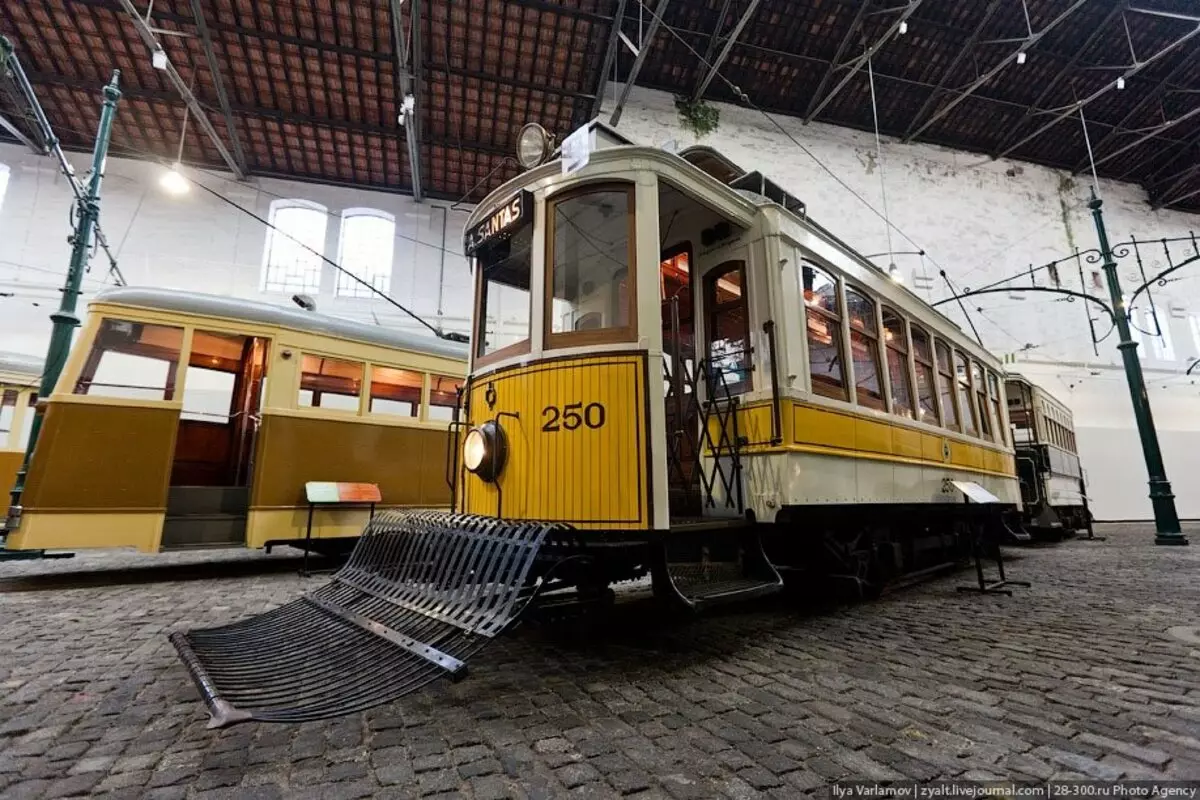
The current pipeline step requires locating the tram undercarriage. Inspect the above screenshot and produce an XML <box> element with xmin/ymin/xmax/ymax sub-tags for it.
<box><xmin>171</xmin><ymin>500</ymin><xmax>1003</xmax><ymax>728</ymax></box>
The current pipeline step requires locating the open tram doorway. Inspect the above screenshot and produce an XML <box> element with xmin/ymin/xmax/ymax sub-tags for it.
<box><xmin>162</xmin><ymin>331</ymin><xmax>269</xmax><ymax>549</ymax></box>
<box><xmin>658</xmin><ymin>180</ymin><xmax>751</xmax><ymax>522</ymax></box>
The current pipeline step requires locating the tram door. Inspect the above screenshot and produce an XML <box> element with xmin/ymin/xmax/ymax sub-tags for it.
<box><xmin>661</xmin><ymin>246</ymin><xmax>703</xmax><ymax>519</ymax></box>
<box><xmin>161</xmin><ymin>332</ymin><xmax>269</xmax><ymax>549</ymax></box>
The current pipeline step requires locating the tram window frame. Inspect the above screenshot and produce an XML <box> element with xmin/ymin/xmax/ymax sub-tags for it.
<box><xmin>543</xmin><ymin>181</ymin><xmax>639</xmax><ymax>351</ymax></box>
<box><xmin>845</xmin><ymin>286</ymin><xmax>885</xmax><ymax>410</ymax></box>
<box><xmin>73</xmin><ymin>318</ymin><xmax>185</xmax><ymax>402</ymax></box>
<box><xmin>911</xmin><ymin>325</ymin><xmax>940</xmax><ymax>426</ymax></box>
<box><xmin>934</xmin><ymin>340</ymin><xmax>959</xmax><ymax>431</ymax></box>
<box><xmin>801</xmin><ymin>261</ymin><xmax>849</xmax><ymax>402</ymax></box>
<box><xmin>368</xmin><ymin>365</ymin><xmax>424</xmax><ymax>418</ymax></box>
<box><xmin>987</xmin><ymin>371</ymin><xmax>1006</xmax><ymax>446</ymax></box>
<box><xmin>954</xmin><ymin>350</ymin><xmax>979</xmax><ymax>437</ymax></box>
<box><xmin>971</xmin><ymin>360</ymin><xmax>992</xmax><ymax>440</ymax></box>
<box><xmin>704</xmin><ymin>261</ymin><xmax>753</xmax><ymax>395</ymax></box>
<box><xmin>297</xmin><ymin>354</ymin><xmax>364</xmax><ymax>413</ymax></box>
<box><xmin>427</xmin><ymin>374</ymin><xmax>461</xmax><ymax>421</ymax></box>
<box><xmin>881</xmin><ymin>307</ymin><xmax>914</xmax><ymax>419</ymax></box>
<box><xmin>472</xmin><ymin>222</ymin><xmax>534</xmax><ymax>369</ymax></box>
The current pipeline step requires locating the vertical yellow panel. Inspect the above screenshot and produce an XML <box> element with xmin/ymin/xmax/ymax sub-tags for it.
<box><xmin>854</xmin><ymin>418</ymin><xmax>892</xmax><ymax>455</ymax></box>
<box><xmin>891</xmin><ymin>426</ymin><xmax>922</xmax><ymax>459</ymax></box>
<box><xmin>794</xmin><ymin>405</ymin><xmax>856</xmax><ymax>449</ymax></box>
<box><xmin>462</xmin><ymin>354</ymin><xmax>649</xmax><ymax>529</ymax></box>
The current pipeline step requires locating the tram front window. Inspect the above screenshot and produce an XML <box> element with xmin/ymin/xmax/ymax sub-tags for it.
<box><xmin>475</xmin><ymin>224</ymin><xmax>533</xmax><ymax>361</ymax></box>
<box><xmin>547</xmin><ymin>184</ymin><xmax>636</xmax><ymax>345</ymax></box>
<box><xmin>74</xmin><ymin>318</ymin><xmax>184</xmax><ymax>401</ymax></box>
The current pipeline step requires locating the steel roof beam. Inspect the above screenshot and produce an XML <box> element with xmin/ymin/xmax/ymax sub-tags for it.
<box><xmin>591</xmin><ymin>0</ymin><xmax>628</xmax><ymax>119</ymax></box>
<box><xmin>801</xmin><ymin>0</ymin><xmax>871</xmax><ymax>123</ymax></box>
<box><xmin>1071</xmin><ymin>48</ymin><xmax>1199</xmax><ymax>173</ymax></box>
<box><xmin>803</xmin><ymin>0</ymin><xmax>923</xmax><ymax>125</ymax></box>
<box><xmin>692</xmin><ymin>0</ymin><xmax>761</xmax><ymax>102</ymax></box>
<box><xmin>390</xmin><ymin>0</ymin><xmax>422</xmax><ymax>200</ymax></box>
<box><xmin>989</xmin><ymin>1</ymin><xmax>1129</xmax><ymax>157</ymax></box>
<box><xmin>610</xmin><ymin>0</ymin><xmax>670</xmax><ymax>127</ymax></box>
<box><xmin>905</xmin><ymin>0</ymin><xmax>1089</xmax><ymax>144</ymax></box>
<box><xmin>1155</xmin><ymin>181</ymin><xmax>1200</xmax><ymax>209</ymax></box>
<box><xmin>116</xmin><ymin>0</ymin><xmax>245</xmax><ymax>179</ymax></box>
<box><xmin>901</xmin><ymin>0</ymin><xmax>1002</xmax><ymax>142</ymax></box>
<box><xmin>0</xmin><ymin>111</ymin><xmax>44</xmax><ymax>153</ymax></box>
<box><xmin>187</xmin><ymin>0</ymin><xmax>247</xmax><ymax>177</ymax></box>
<box><xmin>994</xmin><ymin>9</ymin><xmax>1200</xmax><ymax>161</ymax></box>
<box><xmin>1084</xmin><ymin>104</ymin><xmax>1200</xmax><ymax>173</ymax></box>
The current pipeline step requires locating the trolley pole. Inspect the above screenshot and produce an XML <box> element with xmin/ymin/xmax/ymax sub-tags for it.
<box><xmin>4</xmin><ymin>71</ymin><xmax>122</xmax><ymax>534</ymax></box>
<box><xmin>1088</xmin><ymin>189</ymin><xmax>1187</xmax><ymax>546</ymax></box>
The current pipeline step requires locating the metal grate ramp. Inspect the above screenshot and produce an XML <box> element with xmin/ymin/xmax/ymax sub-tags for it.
<box><xmin>169</xmin><ymin>511</ymin><xmax>557</xmax><ymax>728</ymax></box>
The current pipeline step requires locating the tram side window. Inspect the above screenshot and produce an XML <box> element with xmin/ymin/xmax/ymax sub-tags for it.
<box><xmin>74</xmin><ymin>318</ymin><xmax>184</xmax><ymax>401</ymax></box>
<box><xmin>955</xmin><ymin>351</ymin><xmax>978</xmax><ymax>436</ymax></box>
<box><xmin>369</xmin><ymin>366</ymin><xmax>423</xmax><ymax>417</ymax></box>
<box><xmin>987</xmin><ymin>371</ymin><xmax>1006</xmax><ymax>445</ymax></box>
<box><xmin>846</xmin><ymin>288</ymin><xmax>884</xmax><ymax>410</ymax></box>
<box><xmin>911</xmin><ymin>326</ymin><xmax>939</xmax><ymax>425</ymax></box>
<box><xmin>475</xmin><ymin>224</ymin><xmax>533</xmax><ymax>361</ymax></box>
<box><xmin>0</xmin><ymin>390</ymin><xmax>15</xmax><ymax>445</ymax></box>
<box><xmin>801</xmin><ymin>262</ymin><xmax>848</xmax><ymax>401</ymax></box>
<box><xmin>181</xmin><ymin>330</ymin><xmax>248</xmax><ymax>423</ymax></box>
<box><xmin>971</xmin><ymin>361</ymin><xmax>991</xmax><ymax>439</ymax></box>
<box><xmin>934</xmin><ymin>341</ymin><xmax>959</xmax><ymax>431</ymax></box>
<box><xmin>427</xmin><ymin>374</ymin><xmax>461</xmax><ymax>421</ymax></box>
<box><xmin>882</xmin><ymin>308</ymin><xmax>914</xmax><ymax>419</ymax></box>
<box><xmin>546</xmin><ymin>184</ymin><xmax>636</xmax><ymax>344</ymax></box>
<box><xmin>298</xmin><ymin>354</ymin><xmax>363</xmax><ymax>411</ymax></box>
<box><xmin>705</xmin><ymin>263</ymin><xmax>752</xmax><ymax>393</ymax></box>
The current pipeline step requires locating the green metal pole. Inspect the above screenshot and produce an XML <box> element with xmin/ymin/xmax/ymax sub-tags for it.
<box><xmin>4</xmin><ymin>71</ymin><xmax>122</xmax><ymax>535</ymax></box>
<box><xmin>1088</xmin><ymin>189</ymin><xmax>1187</xmax><ymax>546</ymax></box>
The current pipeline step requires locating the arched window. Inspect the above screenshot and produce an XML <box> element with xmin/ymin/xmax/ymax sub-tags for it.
<box><xmin>845</xmin><ymin>287</ymin><xmax>883</xmax><ymax>410</ymax></box>
<box><xmin>910</xmin><ymin>325</ymin><xmax>939</xmax><ymax>425</ymax></box>
<box><xmin>335</xmin><ymin>209</ymin><xmax>395</xmax><ymax>298</ymax></box>
<box><xmin>935</xmin><ymin>340</ymin><xmax>959</xmax><ymax>431</ymax></box>
<box><xmin>260</xmin><ymin>199</ymin><xmax>328</xmax><ymax>294</ymax></box>
<box><xmin>801</xmin><ymin>261</ymin><xmax>847</xmax><ymax>401</ymax></box>
<box><xmin>882</xmin><ymin>307</ymin><xmax>913</xmax><ymax>418</ymax></box>
<box><xmin>0</xmin><ymin>164</ymin><xmax>10</xmax><ymax>215</ymax></box>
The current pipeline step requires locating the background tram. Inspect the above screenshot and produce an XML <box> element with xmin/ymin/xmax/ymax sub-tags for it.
<box><xmin>0</xmin><ymin>352</ymin><xmax>42</xmax><ymax>506</ymax></box>
<box><xmin>1005</xmin><ymin>375</ymin><xmax>1092</xmax><ymax>538</ymax></box>
<box><xmin>3</xmin><ymin>287</ymin><xmax>466</xmax><ymax>557</ymax></box>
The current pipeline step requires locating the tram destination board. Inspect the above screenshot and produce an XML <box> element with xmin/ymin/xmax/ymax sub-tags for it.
<box><xmin>463</xmin><ymin>189</ymin><xmax>534</xmax><ymax>256</ymax></box>
<box><xmin>829</xmin><ymin>782</ymin><xmax>1199</xmax><ymax>799</ymax></box>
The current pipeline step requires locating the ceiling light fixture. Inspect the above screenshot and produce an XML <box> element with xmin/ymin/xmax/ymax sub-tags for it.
<box><xmin>152</xmin><ymin>47</ymin><xmax>168</xmax><ymax>70</ymax></box>
<box><xmin>898</xmin><ymin>21</ymin><xmax>908</xmax><ymax>35</ymax></box>
<box><xmin>1016</xmin><ymin>51</ymin><xmax>1026</xmax><ymax>64</ymax></box>
<box><xmin>1117</xmin><ymin>77</ymin><xmax>1126</xmax><ymax>89</ymax></box>
<box><xmin>160</xmin><ymin>163</ymin><xmax>189</xmax><ymax>195</ymax></box>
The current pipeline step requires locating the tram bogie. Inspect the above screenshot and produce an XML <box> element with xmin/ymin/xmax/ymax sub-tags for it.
<box><xmin>3</xmin><ymin>288</ymin><xmax>466</xmax><ymax>556</ymax></box>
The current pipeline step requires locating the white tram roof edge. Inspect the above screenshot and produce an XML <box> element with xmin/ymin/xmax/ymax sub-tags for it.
<box><xmin>90</xmin><ymin>287</ymin><xmax>470</xmax><ymax>362</ymax></box>
<box><xmin>0</xmin><ymin>351</ymin><xmax>44</xmax><ymax>380</ymax></box>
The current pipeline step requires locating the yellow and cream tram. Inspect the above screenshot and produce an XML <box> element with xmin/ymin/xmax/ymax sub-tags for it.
<box><xmin>170</xmin><ymin>124</ymin><xmax>1026</xmax><ymax>727</ymax></box>
<box><xmin>3</xmin><ymin>287</ymin><xmax>466</xmax><ymax>556</ymax></box>
<box><xmin>1</xmin><ymin>352</ymin><xmax>42</xmax><ymax>505</ymax></box>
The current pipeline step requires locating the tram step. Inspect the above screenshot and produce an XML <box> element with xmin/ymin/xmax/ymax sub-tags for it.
<box><xmin>653</xmin><ymin>528</ymin><xmax>783</xmax><ymax>611</ymax></box>
<box><xmin>169</xmin><ymin>511</ymin><xmax>560</xmax><ymax>727</ymax></box>
<box><xmin>160</xmin><ymin>514</ymin><xmax>247</xmax><ymax>550</ymax></box>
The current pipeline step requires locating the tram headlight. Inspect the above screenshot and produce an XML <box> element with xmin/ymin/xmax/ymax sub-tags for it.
<box><xmin>462</xmin><ymin>420</ymin><xmax>507</xmax><ymax>482</ymax></box>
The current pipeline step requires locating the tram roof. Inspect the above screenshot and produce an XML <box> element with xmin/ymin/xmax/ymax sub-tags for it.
<box><xmin>0</xmin><ymin>351</ymin><xmax>44</xmax><ymax>379</ymax></box>
<box><xmin>90</xmin><ymin>287</ymin><xmax>469</xmax><ymax>361</ymax></box>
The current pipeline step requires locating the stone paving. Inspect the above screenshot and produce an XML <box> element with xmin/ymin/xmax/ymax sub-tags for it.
<box><xmin>0</xmin><ymin>522</ymin><xmax>1197</xmax><ymax>799</ymax></box>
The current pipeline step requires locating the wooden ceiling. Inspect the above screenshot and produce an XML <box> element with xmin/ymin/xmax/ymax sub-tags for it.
<box><xmin>1</xmin><ymin>0</ymin><xmax>1198</xmax><ymax>212</ymax></box>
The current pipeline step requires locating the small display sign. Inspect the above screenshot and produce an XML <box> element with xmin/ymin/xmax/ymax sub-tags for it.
<box><xmin>305</xmin><ymin>482</ymin><xmax>382</xmax><ymax>504</ymax></box>
<box><xmin>464</xmin><ymin>189</ymin><xmax>534</xmax><ymax>256</ymax></box>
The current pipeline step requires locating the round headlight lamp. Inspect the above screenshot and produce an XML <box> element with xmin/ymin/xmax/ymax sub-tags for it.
<box><xmin>462</xmin><ymin>420</ymin><xmax>507</xmax><ymax>483</ymax></box>
<box><xmin>516</xmin><ymin>122</ymin><xmax>551</xmax><ymax>169</ymax></box>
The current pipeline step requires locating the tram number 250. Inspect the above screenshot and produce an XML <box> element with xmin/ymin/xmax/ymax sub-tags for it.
<box><xmin>542</xmin><ymin>402</ymin><xmax>606</xmax><ymax>432</ymax></box>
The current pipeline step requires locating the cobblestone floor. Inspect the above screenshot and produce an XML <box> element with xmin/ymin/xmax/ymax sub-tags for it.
<box><xmin>0</xmin><ymin>523</ymin><xmax>1197</xmax><ymax>799</ymax></box>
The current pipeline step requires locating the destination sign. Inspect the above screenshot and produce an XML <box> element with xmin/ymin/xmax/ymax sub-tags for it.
<box><xmin>464</xmin><ymin>189</ymin><xmax>534</xmax><ymax>256</ymax></box>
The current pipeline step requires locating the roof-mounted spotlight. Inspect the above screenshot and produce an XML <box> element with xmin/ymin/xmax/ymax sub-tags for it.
<box><xmin>516</xmin><ymin>122</ymin><xmax>552</xmax><ymax>169</ymax></box>
<box><xmin>292</xmin><ymin>294</ymin><xmax>317</xmax><ymax>312</ymax></box>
